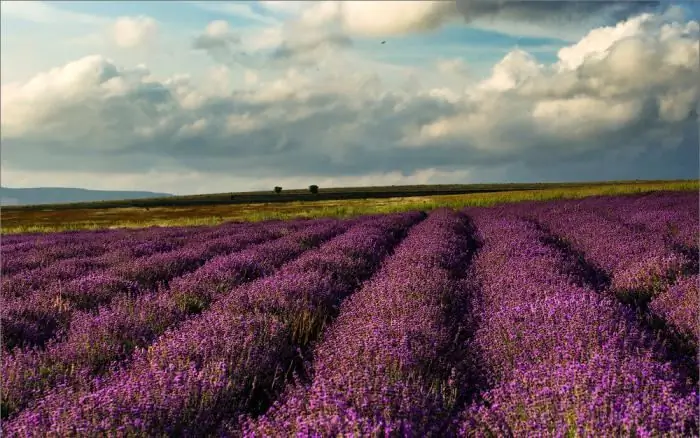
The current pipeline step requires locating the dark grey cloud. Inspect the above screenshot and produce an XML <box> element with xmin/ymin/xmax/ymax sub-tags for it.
<box><xmin>192</xmin><ymin>33</ymin><xmax>240</xmax><ymax>51</ymax></box>
<box><xmin>455</xmin><ymin>0</ymin><xmax>660</xmax><ymax>23</ymax></box>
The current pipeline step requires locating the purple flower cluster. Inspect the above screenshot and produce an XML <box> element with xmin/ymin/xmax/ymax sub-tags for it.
<box><xmin>1</xmin><ymin>273</ymin><xmax>140</xmax><ymax>352</ymax></box>
<box><xmin>601</xmin><ymin>191</ymin><xmax>699</xmax><ymax>251</ymax></box>
<box><xmin>167</xmin><ymin>219</ymin><xmax>349</xmax><ymax>311</ymax></box>
<box><xmin>2</xmin><ymin>256</ymin><xmax>110</xmax><ymax>300</ymax></box>
<box><xmin>649</xmin><ymin>274</ymin><xmax>699</xmax><ymax>347</ymax></box>
<box><xmin>1</xmin><ymin>225</ymin><xmax>284</xmax><ymax>353</ymax></box>
<box><xmin>532</xmin><ymin>201</ymin><xmax>686</xmax><ymax>294</ymax></box>
<box><xmin>0</xmin><ymin>223</ymin><xmax>254</xmax><ymax>278</ymax></box>
<box><xmin>1</xmin><ymin>240</ymin><xmax>109</xmax><ymax>275</ymax></box>
<box><xmin>4</xmin><ymin>215</ymin><xmax>417</xmax><ymax>435</ymax></box>
<box><xmin>457</xmin><ymin>210</ymin><xmax>698</xmax><ymax>436</ymax></box>
<box><xmin>1</xmin><ymin>221</ymin><xmax>326</xmax><ymax>420</ymax></box>
<box><xmin>244</xmin><ymin>208</ymin><xmax>474</xmax><ymax>437</ymax></box>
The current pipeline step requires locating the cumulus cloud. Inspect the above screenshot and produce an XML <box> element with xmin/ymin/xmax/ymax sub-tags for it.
<box><xmin>477</xmin><ymin>49</ymin><xmax>543</xmax><ymax>92</ymax></box>
<box><xmin>436</xmin><ymin>58</ymin><xmax>470</xmax><ymax>77</ymax></box>
<box><xmin>193</xmin><ymin>20</ymin><xmax>239</xmax><ymax>50</ymax></box>
<box><xmin>2</xmin><ymin>10</ymin><xmax>698</xmax><ymax>194</ymax></box>
<box><xmin>1</xmin><ymin>55</ymin><xmax>172</xmax><ymax>144</ymax></box>
<box><xmin>316</xmin><ymin>1</ymin><xmax>458</xmax><ymax>37</ymax></box>
<box><xmin>192</xmin><ymin>20</ymin><xmax>243</xmax><ymax>65</ymax></box>
<box><xmin>408</xmin><ymin>10</ymin><xmax>699</xmax><ymax>161</ymax></box>
<box><xmin>289</xmin><ymin>0</ymin><xmax>660</xmax><ymax>39</ymax></box>
<box><xmin>111</xmin><ymin>16</ymin><xmax>158</xmax><ymax>48</ymax></box>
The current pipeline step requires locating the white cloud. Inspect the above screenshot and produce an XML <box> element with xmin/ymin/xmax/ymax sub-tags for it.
<box><xmin>436</xmin><ymin>58</ymin><xmax>470</xmax><ymax>77</ymax></box>
<box><xmin>0</xmin><ymin>55</ymin><xmax>168</xmax><ymax>144</ymax></box>
<box><xmin>532</xmin><ymin>97</ymin><xmax>644</xmax><ymax>140</ymax></box>
<box><xmin>1</xmin><ymin>10</ymin><xmax>698</xmax><ymax>193</ymax></box>
<box><xmin>191</xmin><ymin>20</ymin><xmax>247</xmax><ymax>66</ymax></box>
<box><xmin>244</xmin><ymin>69</ymin><xmax>259</xmax><ymax>86</ymax></box>
<box><xmin>341</xmin><ymin>1</ymin><xmax>458</xmax><ymax>36</ymax></box>
<box><xmin>111</xmin><ymin>16</ymin><xmax>158</xmax><ymax>48</ymax></box>
<box><xmin>478</xmin><ymin>49</ymin><xmax>543</xmax><ymax>92</ymax></box>
<box><xmin>288</xmin><ymin>1</ymin><xmax>457</xmax><ymax>37</ymax></box>
<box><xmin>277</xmin><ymin>0</ymin><xmax>658</xmax><ymax>41</ymax></box>
<box><xmin>176</xmin><ymin>118</ymin><xmax>209</xmax><ymax>139</ymax></box>
<box><xmin>193</xmin><ymin>20</ymin><xmax>240</xmax><ymax>50</ymax></box>
<box><xmin>556</xmin><ymin>12</ymin><xmax>658</xmax><ymax>71</ymax></box>
<box><xmin>407</xmin><ymin>12</ymin><xmax>698</xmax><ymax>155</ymax></box>
<box><xmin>241</xmin><ymin>26</ymin><xmax>285</xmax><ymax>51</ymax></box>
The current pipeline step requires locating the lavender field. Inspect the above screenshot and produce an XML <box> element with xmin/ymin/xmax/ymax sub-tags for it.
<box><xmin>1</xmin><ymin>191</ymin><xmax>698</xmax><ymax>437</ymax></box>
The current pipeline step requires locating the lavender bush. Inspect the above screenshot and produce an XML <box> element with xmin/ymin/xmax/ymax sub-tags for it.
<box><xmin>457</xmin><ymin>210</ymin><xmax>697</xmax><ymax>437</ymax></box>
<box><xmin>244</xmin><ymin>209</ymin><xmax>475</xmax><ymax>437</ymax></box>
<box><xmin>1</xmin><ymin>193</ymin><xmax>697</xmax><ymax>437</ymax></box>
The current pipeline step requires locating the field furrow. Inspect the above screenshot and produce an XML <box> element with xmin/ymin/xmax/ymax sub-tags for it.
<box><xmin>243</xmin><ymin>208</ymin><xmax>477</xmax><ymax>436</ymax></box>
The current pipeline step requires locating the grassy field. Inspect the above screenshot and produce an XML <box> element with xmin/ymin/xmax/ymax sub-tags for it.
<box><xmin>1</xmin><ymin>180</ymin><xmax>697</xmax><ymax>235</ymax></box>
<box><xmin>3</xmin><ymin>181</ymin><xmax>668</xmax><ymax>211</ymax></box>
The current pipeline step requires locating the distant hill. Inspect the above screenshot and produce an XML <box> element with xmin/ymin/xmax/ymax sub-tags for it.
<box><xmin>0</xmin><ymin>187</ymin><xmax>173</xmax><ymax>206</ymax></box>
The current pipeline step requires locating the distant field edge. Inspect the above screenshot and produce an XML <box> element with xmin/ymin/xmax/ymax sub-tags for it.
<box><xmin>1</xmin><ymin>180</ymin><xmax>697</xmax><ymax>235</ymax></box>
<box><xmin>2</xmin><ymin>179</ymin><xmax>693</xmax><ymax>211</ymax></box>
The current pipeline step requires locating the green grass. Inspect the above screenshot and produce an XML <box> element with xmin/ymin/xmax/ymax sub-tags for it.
<box><xmin>1</xmin><ymin>180</ymin><xmax>697</xmax><ymax>235</ymax></box>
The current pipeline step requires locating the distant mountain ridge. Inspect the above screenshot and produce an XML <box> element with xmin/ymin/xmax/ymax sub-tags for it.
<box><xmin>0</xmin><ymin>187</ymin><xmax>172</xmax><ymax>206</ymax></box>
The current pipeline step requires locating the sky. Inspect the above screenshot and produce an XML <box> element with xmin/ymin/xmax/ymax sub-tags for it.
<box><xmin>1</xmin><ymin>0</ymin><xmax>698</xmax><ymax>195</ymax></box>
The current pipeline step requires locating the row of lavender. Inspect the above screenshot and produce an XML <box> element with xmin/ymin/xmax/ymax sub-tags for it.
<box><xmin>524</xmin><ymin>191</ymin><xmax>699</xmax><ymax>350</ymax></box>
<box><xmin>2</xmin><ymin>217</ymin><xmax>353</xmax><ymax>420</ymax></box>
<box><xmin>3</xmin><ymin>212</ymin><xmax>424</xmax><ymax>435</ymax></box>
<box><xmin>457</xmin><ymin>209</ymin><xmax>697</xmax><ymax>436</ymax></box>
<box><xmin>1</xmin><ymin>220</ymin><xmax>315</xmax><ymax>353</ymax></box>
<box><xmin>0</xmin><ymin>220</ymin><xmax>311</xmax><ymax>285</ymax></box>
<box><xmin>244</xmin><ymin>197</ymin><xmax>697</xmax><ymax>437</ymax></box>
<box><xmin>570</xmin><ymin>191</ymin><xmax>698</xmax><ymax>348</ymax></box>
<box><xmin>243</xmin><ymin>208</ymin><xmax>476</xmax><ymax>436</ymax></box>
<box><xmin>1</xmin><ymin>223</ymin><xmax>248</xmax><ymax>274</ymax></box>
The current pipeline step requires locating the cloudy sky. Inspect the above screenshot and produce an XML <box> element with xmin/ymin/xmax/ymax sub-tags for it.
<box><xmin>1</xmin><ymin>0</ymin><xmax>698</xmax><ymax>195</ymax></box>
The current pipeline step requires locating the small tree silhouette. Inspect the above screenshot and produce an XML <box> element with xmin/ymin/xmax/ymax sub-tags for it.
<box><xmin>309</xmin><ymin>185</ymin><xmax>319</xmax><ymax>194</ymax></box>
<box><xmin>274</xmin><ymin>186</ymin><xmax>282</xmax><ymax>194</ymax></box>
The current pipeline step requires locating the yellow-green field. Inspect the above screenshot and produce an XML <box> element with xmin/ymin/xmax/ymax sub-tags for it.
<box><xmin>1</xmin><ymin>180</ymin><xmax>697</xmax><ymax>235</ymax></box>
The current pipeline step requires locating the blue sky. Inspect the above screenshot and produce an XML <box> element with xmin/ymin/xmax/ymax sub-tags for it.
<box><xmin>1</xmin><ymin>1</ymin><xmax>573</xmax><ymax>80</ymax></box>
<box><xmin>1</xmin><ymin>1</ymin><xmax>698</xmax><ymax>194</ymax></box>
